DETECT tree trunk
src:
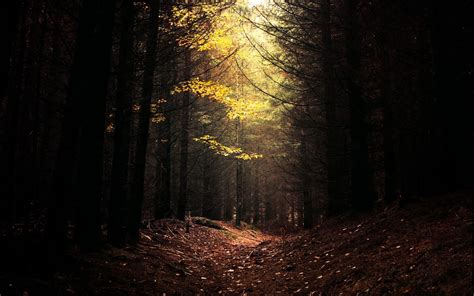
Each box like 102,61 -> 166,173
155,43 -> 174,219
109,0 -> 135,245
430,2 -> 473,193
0,0 -> 20,102
223,174 -> 233,221
2,0 -> 28,235
253,168 -> 260,225
155,111 -> 172,219
155,115 -> 171,219
18,0 -> 45,231
235,119 -> 243,227
75,0 -> 117,250
375,4 -> 397,203
177,53 -> 191,221
344,0 -> 375,211
320,0 -> 342,216
129,0 -> 159,243
300,129 -> 313,228
202,152 -> 213,219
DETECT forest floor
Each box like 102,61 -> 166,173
1,191 -> 473,295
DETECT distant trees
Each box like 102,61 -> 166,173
255,0 -> 472,227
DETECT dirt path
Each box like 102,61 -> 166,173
135,193 -> 472,295
144,220 -> 284,295
192,222 -> 280,294
43,193 -> 472,295
75,219 -> 286,295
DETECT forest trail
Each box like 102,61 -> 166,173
4,193 -> 471,295
74,219 -> 284,295
51,192 -> 472,296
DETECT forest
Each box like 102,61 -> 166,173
1,0 -> 472,294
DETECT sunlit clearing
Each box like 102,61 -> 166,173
248,0 -> 265,7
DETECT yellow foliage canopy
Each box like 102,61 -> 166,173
172,78 -> 271,120
194,135 -> 263,160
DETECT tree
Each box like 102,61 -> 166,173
320,0 -> 343,216
109,0 -> 136,245
177,51 -> 192,221
74,0 -> 117,250
129,0 -> 160,243
343,0 -> 375,211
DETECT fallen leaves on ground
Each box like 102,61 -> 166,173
1,192 -> 472,295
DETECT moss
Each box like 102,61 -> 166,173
220,229 -> 238,240
190,217 -> 223,230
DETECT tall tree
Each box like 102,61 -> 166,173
253,167 -> 260,224
375,1 -> 397,203
235,119 -> 243,226
202,151 -> 214,219
74,0 -> 117,250
109,0 -> 135,245
344,0 -> 375,211
155,31 -> 175,219
2,0 -> 28,234
177,52 -> 191,221
129,0 -> 160,242
320,0 -> 342,215
300,129 -> 313,228
0,1 -> 20,102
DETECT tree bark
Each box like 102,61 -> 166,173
177,53 -> 191,221
109,0 -> 135,245
344,0 -> 375,211
223,174 -> 233,221
201,150 -> 214,219
177,49 -> 191,220
155,40 -> 174,219
300,129 -> 313,228
375,4 -> 397,203
129,0 -> 159,242
2,0 -> 29,236
320,0 -> 342,215
235,119 -> 243,227
75,0 -> 117,250
0,0 -> 20,101
253,168 -> 260,225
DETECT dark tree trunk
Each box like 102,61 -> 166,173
48,68 -> 79,254
129,0 -> 159,242
74,0 -> 117,250
375,2 -> 397,203
17,0 -> 45,231
223,174 -> 233,221
176,95 -> 190,220
155,112 -> 172,219
253,168 -> 260,225
109,0 -> 135,245
155,47 -> 174,220
0,0 -> 20,101
235,120 -> 243,227
320,0 -> 342,216
2,0 -> 29,235
430,2 -> 473,193
344,0 -> 375,211
177,52 -> 191,221
264,199 -> 273,225
300,129 -> 313,229
202,152 -> 213,219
